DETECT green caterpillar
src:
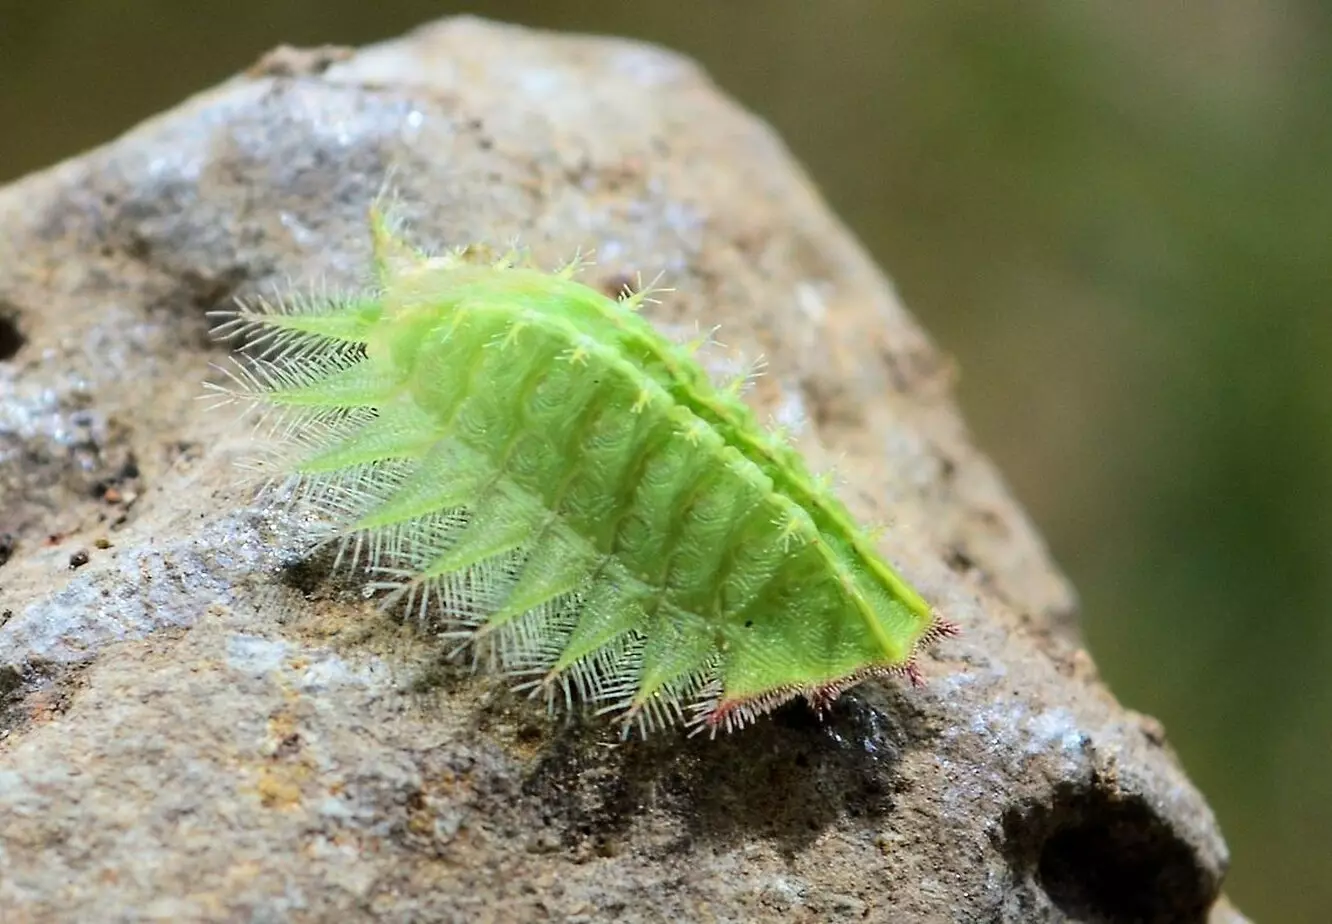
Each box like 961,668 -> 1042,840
207,202 -> 956,737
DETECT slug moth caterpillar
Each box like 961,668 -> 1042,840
206,201 -> 956,737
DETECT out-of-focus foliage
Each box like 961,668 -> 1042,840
2,2 -> 1326,920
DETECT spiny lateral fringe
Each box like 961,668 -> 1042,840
205,199 -> 955,738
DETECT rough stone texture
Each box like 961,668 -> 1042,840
0,16 -> 1244,924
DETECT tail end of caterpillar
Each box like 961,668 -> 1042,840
692,611 -> 961,738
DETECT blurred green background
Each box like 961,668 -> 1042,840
2,2 -> 1326,919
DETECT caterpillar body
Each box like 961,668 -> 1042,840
208,204 -> 956,737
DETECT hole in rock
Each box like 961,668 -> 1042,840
0,314 -> 24,360
1004,784 -> 1214,923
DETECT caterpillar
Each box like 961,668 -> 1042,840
205,201 -> 956,737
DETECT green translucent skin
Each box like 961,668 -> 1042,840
212,205 -> 952,735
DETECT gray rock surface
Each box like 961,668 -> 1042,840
0,16 -> 1244,924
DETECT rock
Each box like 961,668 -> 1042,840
0,15 -> 1243,923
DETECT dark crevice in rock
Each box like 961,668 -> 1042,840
278,549 -> 336,597
0,308 -> 25,360
1002,782 -> 1217,924
0,659 -> 82,741
276,542 -> 374,604
182,265 -> 249,314
0,665 -> 25,738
